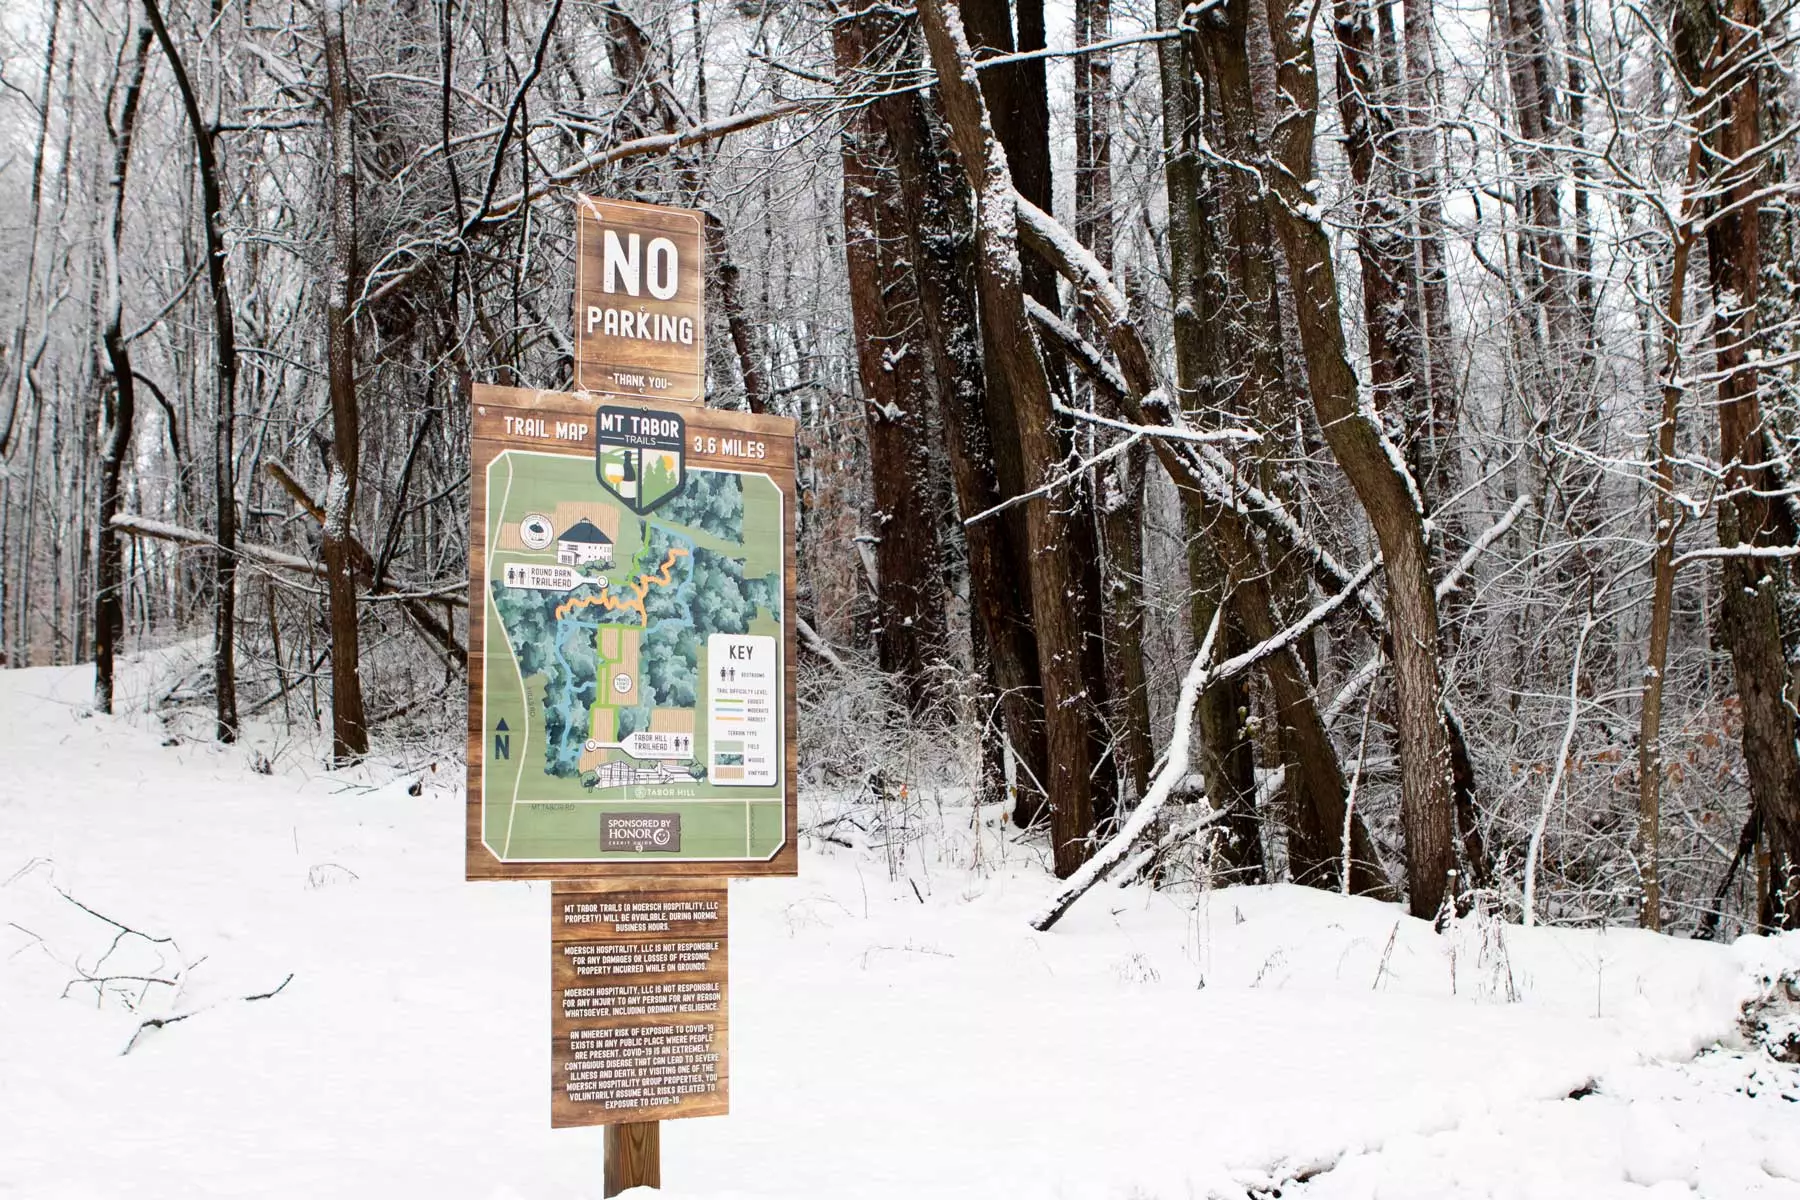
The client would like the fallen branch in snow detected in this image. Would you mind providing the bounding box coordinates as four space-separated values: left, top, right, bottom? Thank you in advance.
122 973 295 1056
1028 609 1225 933
1031 562 1379 931
797 616 852 675
1110 809 1216 889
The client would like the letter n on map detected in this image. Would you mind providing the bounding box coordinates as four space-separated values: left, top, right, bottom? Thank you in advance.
574 197 705 402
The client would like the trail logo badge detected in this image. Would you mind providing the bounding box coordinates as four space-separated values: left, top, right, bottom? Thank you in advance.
595 405 686 514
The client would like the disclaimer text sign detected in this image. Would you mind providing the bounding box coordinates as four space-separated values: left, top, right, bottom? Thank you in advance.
551 880 729 1127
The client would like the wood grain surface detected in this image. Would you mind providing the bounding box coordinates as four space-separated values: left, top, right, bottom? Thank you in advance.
573 196 705 401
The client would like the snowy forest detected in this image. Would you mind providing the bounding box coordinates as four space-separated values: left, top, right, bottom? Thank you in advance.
6 0 1800 946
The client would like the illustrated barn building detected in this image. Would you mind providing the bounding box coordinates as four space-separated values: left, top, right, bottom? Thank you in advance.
557 518 614 567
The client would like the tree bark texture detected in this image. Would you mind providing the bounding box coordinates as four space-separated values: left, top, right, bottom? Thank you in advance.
1260 0 1457 918
145 0 240 742
838 8 1052 819
321 0 370 762
835 21 949 717
95 24 154 714
1676 0 1800 926
918 0 1100 876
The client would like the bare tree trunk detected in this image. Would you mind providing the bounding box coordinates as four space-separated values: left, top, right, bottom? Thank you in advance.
1635 130 1707 933
0 0 60 461
145 0 239 741
1261 0 1457 918
1073 0 1151 799
918 0 1100 876
320 0 370 763
838 9 1051 820
1399 0 1458 513
95 22 154 713
1676 0 1800 927
1499 0 1571 332
1154 0 1262 875
835 28 948 715
1332 0 1420 425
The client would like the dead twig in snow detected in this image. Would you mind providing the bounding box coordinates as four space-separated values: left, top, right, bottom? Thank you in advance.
122 973 295 1056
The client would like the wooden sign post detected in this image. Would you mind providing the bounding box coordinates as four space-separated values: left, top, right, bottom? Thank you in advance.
465 196 797 1197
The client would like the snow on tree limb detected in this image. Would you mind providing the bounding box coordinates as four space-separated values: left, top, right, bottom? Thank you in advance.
1030 559 1379 931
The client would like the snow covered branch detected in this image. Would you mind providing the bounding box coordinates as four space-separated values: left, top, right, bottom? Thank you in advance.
1030 559 1378 932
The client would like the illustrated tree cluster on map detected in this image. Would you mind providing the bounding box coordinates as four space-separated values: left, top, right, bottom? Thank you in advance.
489 470 781 788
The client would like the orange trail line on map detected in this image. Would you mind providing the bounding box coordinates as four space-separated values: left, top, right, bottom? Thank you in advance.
553 545 690 626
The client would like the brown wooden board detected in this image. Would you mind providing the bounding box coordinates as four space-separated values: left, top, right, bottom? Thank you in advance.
467 383 798 881
574 197 706 402
551 880 728 1127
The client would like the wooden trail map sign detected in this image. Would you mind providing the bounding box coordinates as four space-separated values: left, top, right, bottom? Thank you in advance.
551 880 729 1127
466 384 799 880
574 197 706 402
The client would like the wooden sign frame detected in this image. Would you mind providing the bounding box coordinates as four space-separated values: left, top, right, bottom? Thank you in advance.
466 383 798 881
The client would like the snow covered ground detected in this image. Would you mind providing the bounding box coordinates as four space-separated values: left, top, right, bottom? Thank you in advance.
3 654 1798 1199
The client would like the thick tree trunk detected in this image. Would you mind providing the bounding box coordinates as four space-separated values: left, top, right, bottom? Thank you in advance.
1332 0 1420 425
1189 0 1369 874
918 0 1101 875
1676 0 1800 926
1073 0 1151 799
959 0 1057 308
835 27 948 716
321 0 370 763
95 24 154 714
1399 0 1458 512
1260 0 1457 918
838 10 1051 819
1154 0 1263 874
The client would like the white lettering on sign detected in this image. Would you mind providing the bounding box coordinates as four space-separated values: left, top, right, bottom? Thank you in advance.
501 564 584 592
583 306 695 346
690 434 768 460
601 231 682 300
646 237 679 300
603 230 641 295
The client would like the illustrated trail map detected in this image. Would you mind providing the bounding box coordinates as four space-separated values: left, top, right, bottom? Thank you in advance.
467 385 797 878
